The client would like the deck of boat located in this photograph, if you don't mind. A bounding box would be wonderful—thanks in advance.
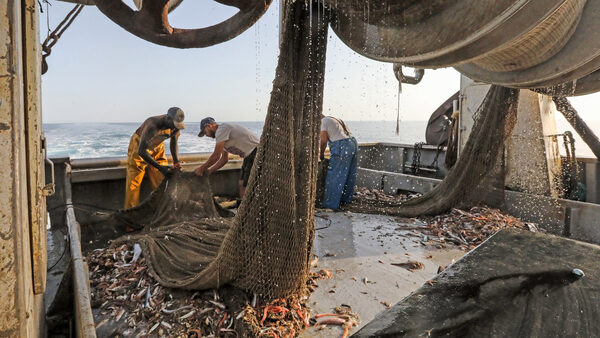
[303,211,464,337]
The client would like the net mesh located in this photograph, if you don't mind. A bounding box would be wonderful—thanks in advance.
[97,1,525,299]
[345,85,519,216]
[471,0,586,72]
[103,0,328,298]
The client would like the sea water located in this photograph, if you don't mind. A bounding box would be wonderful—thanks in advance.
[44,119,599,159]
[44,121,427,159]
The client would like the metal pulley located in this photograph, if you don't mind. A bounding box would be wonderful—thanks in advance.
[393,64,424,85]
[392,64,424,135]
[330,0,600,96]
[93,0,272,48]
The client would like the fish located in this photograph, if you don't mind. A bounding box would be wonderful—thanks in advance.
[315,317,347,326]
[161,305,193,314]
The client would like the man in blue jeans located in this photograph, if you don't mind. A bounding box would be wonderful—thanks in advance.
[320,114,358,210]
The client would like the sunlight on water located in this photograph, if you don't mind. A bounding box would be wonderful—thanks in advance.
[44,118,599,159]
[44,121,428,159]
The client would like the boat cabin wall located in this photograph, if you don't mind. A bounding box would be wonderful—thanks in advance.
[577,158,600,204]
[358,143,449,179]
[0,0,46,336]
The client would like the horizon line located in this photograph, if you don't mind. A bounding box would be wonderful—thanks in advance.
[43,120,430,124]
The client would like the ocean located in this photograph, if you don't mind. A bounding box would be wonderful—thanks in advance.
[44,119,599,159]
[44,121,427,159]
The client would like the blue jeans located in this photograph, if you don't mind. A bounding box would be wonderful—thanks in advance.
[323,137,358,210]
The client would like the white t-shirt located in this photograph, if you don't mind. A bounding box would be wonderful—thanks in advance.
[321,116,351,142]
[215,123,259,158]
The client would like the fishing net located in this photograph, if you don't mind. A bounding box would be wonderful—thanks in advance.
[470,0,586,72]
[345,85,519,217]
[103,0,328,298]
[96,0,521,300]
[353,228,600,337]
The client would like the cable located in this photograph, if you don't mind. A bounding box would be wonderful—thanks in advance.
[47,227,69,271]
[47,202,119,213]
[315,213,332,231]
[46,201,117,270]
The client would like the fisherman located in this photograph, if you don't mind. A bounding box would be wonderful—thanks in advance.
[124,107,185,209]
[320,114,358,210]
[195,117,259,200]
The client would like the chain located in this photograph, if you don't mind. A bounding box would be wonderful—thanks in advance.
[431,143,444,169]
[41,3,84,74]
[412,142,425,175]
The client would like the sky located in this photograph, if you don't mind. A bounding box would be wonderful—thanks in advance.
[41,0,600,125]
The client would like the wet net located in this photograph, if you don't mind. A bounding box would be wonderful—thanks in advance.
[98,1,522,299]
[345,85,519,217]
[104,0,328,298]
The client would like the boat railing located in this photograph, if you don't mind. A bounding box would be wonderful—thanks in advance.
[64,162,97,338]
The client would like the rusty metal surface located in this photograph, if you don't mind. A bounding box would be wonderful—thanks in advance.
[22,0,48,296]
[64,163,97,338]
[94,0,272,48]
[0,0,39,336]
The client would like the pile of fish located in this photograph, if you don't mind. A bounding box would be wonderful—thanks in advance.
[350,188,538,251]
[88,243,238,337]
[412,206,542,251]
[242,296,310,337]
[87,244,339,337]
[353,187,421,203]
[240,270,359,338]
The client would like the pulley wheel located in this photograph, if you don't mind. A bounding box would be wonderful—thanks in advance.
[95,0,272,48]
[456,0,600,88]
[331,0,530,65]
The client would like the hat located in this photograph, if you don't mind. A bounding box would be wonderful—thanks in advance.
[198,117,216,137]
[167,107,185,130]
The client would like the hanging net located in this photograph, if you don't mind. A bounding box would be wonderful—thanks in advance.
[98,0,328,298]
[94,1,523,300]
[345,85,519,217]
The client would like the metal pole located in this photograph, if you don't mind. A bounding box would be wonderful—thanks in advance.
[64,163,97,338]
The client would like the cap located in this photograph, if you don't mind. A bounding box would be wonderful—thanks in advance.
[198,117,216,137]
[167,107,185,130]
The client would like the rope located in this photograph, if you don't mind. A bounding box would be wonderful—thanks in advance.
[396,81,402,135]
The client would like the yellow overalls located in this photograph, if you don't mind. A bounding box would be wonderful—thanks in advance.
[124,129,173,208]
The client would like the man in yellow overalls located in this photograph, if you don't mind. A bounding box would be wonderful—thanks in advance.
[124,107,185,208]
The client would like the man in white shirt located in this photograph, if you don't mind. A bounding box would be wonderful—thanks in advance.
[195,117,260,199]
[320,115,358,210]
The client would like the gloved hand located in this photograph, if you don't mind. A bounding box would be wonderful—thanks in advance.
[173,162,182,170]
[159,165,173,176]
